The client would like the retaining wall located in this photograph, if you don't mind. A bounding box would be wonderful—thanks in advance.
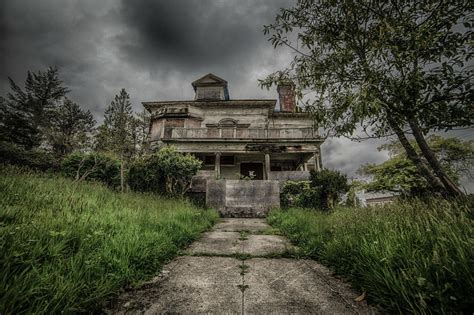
[206,180,280,217]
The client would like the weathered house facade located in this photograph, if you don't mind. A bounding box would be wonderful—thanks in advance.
[144,74,324,216]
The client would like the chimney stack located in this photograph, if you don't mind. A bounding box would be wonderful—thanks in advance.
[277,84,296,112]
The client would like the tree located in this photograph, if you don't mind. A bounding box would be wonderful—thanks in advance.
[45,98,96,157]
[261,1,473,197]
[0,66,69,149]
[310,169,349,210]
[96,88,135,192]
[359,136,473,195]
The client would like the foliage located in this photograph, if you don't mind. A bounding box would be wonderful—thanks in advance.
[379,135,474,181]
[95,88,135,155]
[268,200,473,313]
[360,136,473,195]
[345,180,363,207]
[310,169,349,209]
[361,156,430,195]
[261,0,473,197]
[0,141,59,171]
[0,166,218,314]
[0,66,69,149]
[95,88,135,191]
[45,98,95,157]
[128,146,202,196]
[280,169,349,210]
[61,152,120,188]
[281,181,320,209]
[131,109,151,157]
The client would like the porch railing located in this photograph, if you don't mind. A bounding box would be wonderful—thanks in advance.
[164,127,318,139]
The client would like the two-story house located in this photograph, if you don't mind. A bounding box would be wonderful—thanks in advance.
[143,73,324,216]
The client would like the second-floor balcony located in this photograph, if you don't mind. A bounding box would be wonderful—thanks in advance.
[163,127,320,141]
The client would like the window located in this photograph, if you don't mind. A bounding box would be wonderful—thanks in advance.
[220,156,234,165]
[204,155,234,165]
[204,156,215,165]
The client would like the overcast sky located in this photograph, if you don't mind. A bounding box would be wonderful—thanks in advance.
[1,0,472,191]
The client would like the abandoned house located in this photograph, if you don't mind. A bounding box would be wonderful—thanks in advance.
[143,73,324,216]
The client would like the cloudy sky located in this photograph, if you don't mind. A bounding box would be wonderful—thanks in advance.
[1,0,472,191]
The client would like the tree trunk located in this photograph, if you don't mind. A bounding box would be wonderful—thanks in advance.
[386,114,446,195]
[120,152,124,193]
[407,118,464,197]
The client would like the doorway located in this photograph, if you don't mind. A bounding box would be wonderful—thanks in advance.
[240,163,264,180]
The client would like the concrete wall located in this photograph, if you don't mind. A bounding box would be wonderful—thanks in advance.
[191,170,216,192]
[206,180,280,217]
[269,171,310,181]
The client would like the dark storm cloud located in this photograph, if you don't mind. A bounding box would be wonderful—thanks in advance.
[118,0,290,71]
[1,0,471,191]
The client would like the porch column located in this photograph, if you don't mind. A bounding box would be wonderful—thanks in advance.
[314,152,321,172]
[264,153,271,180]
[215,152,221,179]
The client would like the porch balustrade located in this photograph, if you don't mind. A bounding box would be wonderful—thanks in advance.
[164,127,318,140]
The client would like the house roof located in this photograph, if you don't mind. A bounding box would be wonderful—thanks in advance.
[191,73,227,90]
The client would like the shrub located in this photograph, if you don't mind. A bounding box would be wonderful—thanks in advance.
[0,141,59,170]
[128,146,202,196]
[61,152,120,188]
[281,169,349,210]
[268,199,473,313]
[310,169,349,209]
[281,181,321,208]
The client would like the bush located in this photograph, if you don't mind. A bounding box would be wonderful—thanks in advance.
[0,165,218,314]
[268,199,473,313]
[310,169,349,209]
[281,181,321,208]
[61,152,120,188]
[128,146,202,196]
[0,141,59,170]
[281,169,349,210]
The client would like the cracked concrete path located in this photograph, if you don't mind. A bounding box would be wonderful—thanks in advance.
[106,218,375,314]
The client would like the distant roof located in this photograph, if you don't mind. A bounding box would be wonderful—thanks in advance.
[191,73,227,90]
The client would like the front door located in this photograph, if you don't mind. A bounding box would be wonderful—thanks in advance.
[240,163,264,180]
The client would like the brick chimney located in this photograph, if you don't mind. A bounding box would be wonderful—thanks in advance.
[277,84,296,112]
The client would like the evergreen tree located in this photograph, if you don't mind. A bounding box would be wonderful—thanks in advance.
[45,98,96,157]
[0,66,69,149]
[97,88,135,192]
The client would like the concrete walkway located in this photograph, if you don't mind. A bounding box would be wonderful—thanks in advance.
[107,219,374,314]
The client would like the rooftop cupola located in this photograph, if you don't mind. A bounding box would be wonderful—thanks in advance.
[192,73,229,101]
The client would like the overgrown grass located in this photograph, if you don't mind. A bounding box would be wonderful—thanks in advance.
[0,165,218,314]
[268,200,473,314]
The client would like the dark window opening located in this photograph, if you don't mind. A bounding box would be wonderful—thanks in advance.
[220,156,234,165]
[204,156,215,165]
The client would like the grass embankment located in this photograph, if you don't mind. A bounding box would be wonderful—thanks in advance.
[0,166,218,314]
[268,201,473,313]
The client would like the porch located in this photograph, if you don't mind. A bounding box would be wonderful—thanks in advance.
[190,152,319,193]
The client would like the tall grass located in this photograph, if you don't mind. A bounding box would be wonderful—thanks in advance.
[268,201,473,313]
[0,165,218,314]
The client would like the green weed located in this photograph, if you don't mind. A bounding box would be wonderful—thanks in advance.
[267,200,473,313]
[0,165,218,314]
